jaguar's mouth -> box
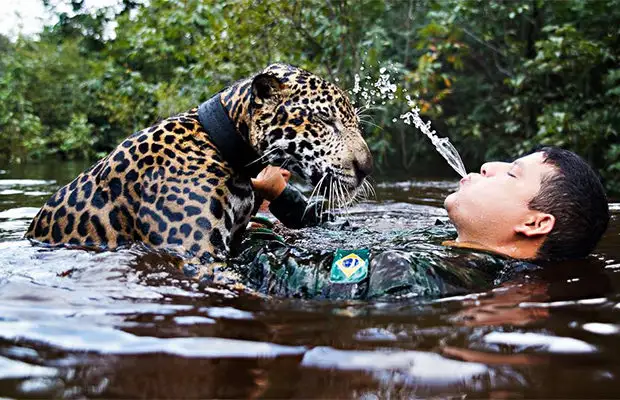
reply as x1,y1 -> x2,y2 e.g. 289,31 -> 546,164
274,158 -> 373,208
305,171 -> 374,214
331,171 -> 362,191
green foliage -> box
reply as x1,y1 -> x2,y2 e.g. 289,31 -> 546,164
49,113 -> 100,159
1,0 -> 619,196
0,46 -> 44,163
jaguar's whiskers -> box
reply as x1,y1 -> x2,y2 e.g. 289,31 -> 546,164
303,173 -> 374,223
245,148 -> 279,167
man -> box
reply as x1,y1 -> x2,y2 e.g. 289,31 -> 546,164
254,146 -> 609,262
240,147 -> 609,298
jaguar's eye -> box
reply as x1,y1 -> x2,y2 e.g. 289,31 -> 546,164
317,113 -> 336,126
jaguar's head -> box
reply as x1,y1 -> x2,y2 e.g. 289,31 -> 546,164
223,63 -> 373,201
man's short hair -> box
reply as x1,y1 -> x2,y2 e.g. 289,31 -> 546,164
528,146 -> 609,261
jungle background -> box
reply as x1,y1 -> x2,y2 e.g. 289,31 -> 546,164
1,0 -> 619,195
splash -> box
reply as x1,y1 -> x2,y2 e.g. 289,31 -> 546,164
350,66 -> 398,109
399,96 -> 467,178
347,62 -> 467,178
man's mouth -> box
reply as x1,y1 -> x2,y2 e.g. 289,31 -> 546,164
459,173 -> 477,186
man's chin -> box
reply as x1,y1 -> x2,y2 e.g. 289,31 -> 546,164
444,191 -> 458,211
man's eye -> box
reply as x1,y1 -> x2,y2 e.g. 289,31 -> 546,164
507,172 -> 517,178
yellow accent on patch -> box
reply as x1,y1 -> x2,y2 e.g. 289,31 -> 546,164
335,253 -> 365,279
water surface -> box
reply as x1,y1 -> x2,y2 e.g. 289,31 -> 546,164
0,161 -> 619,398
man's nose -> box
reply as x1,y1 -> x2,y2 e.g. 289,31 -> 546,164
480,162 -> 492,176
480,162 -> 508,177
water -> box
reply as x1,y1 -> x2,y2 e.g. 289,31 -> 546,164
0,161 -> 619,398
351,65 -> 468,178
399,99 -> 468,178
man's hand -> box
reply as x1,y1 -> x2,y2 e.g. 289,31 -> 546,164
251,166 -> 291,201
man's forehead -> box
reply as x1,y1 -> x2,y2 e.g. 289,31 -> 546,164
515,152 -> 557,176
514,151 -> 544,163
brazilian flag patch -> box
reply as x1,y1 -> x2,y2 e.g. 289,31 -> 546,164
330,249 -> 370,284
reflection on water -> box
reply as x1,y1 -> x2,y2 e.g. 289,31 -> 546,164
0,161 -> 619,398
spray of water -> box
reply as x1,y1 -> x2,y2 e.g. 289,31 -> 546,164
399,96 -> 468,178
348,62 -> 467,179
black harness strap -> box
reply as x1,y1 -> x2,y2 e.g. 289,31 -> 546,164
197,94 -> 265,178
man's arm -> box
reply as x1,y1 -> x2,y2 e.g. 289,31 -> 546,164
268,184 -> 324,228
251,166 -> 325,228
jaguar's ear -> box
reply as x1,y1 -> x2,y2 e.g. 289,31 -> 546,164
250,73 -> 284,106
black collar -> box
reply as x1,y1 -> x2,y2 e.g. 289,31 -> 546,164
197,94 -> 266,177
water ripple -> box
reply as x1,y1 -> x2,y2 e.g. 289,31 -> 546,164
0,320 -> 306,358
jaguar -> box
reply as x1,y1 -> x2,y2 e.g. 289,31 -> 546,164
25,63 -> 373,278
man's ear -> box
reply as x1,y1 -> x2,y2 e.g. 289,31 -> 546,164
250,73 -> 284,106
515,212 -> 556,237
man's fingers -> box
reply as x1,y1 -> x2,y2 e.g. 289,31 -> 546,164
256,165 -> 290,182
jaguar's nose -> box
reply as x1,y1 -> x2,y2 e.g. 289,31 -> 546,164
353,150 -> 373,184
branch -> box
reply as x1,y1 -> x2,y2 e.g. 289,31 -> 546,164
460,26 -> 513,77
459,25 -> 506,58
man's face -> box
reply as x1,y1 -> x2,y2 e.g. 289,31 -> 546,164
444,152 -> 557,244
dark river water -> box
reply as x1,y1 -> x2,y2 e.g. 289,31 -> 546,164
0,161 -> 619,399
